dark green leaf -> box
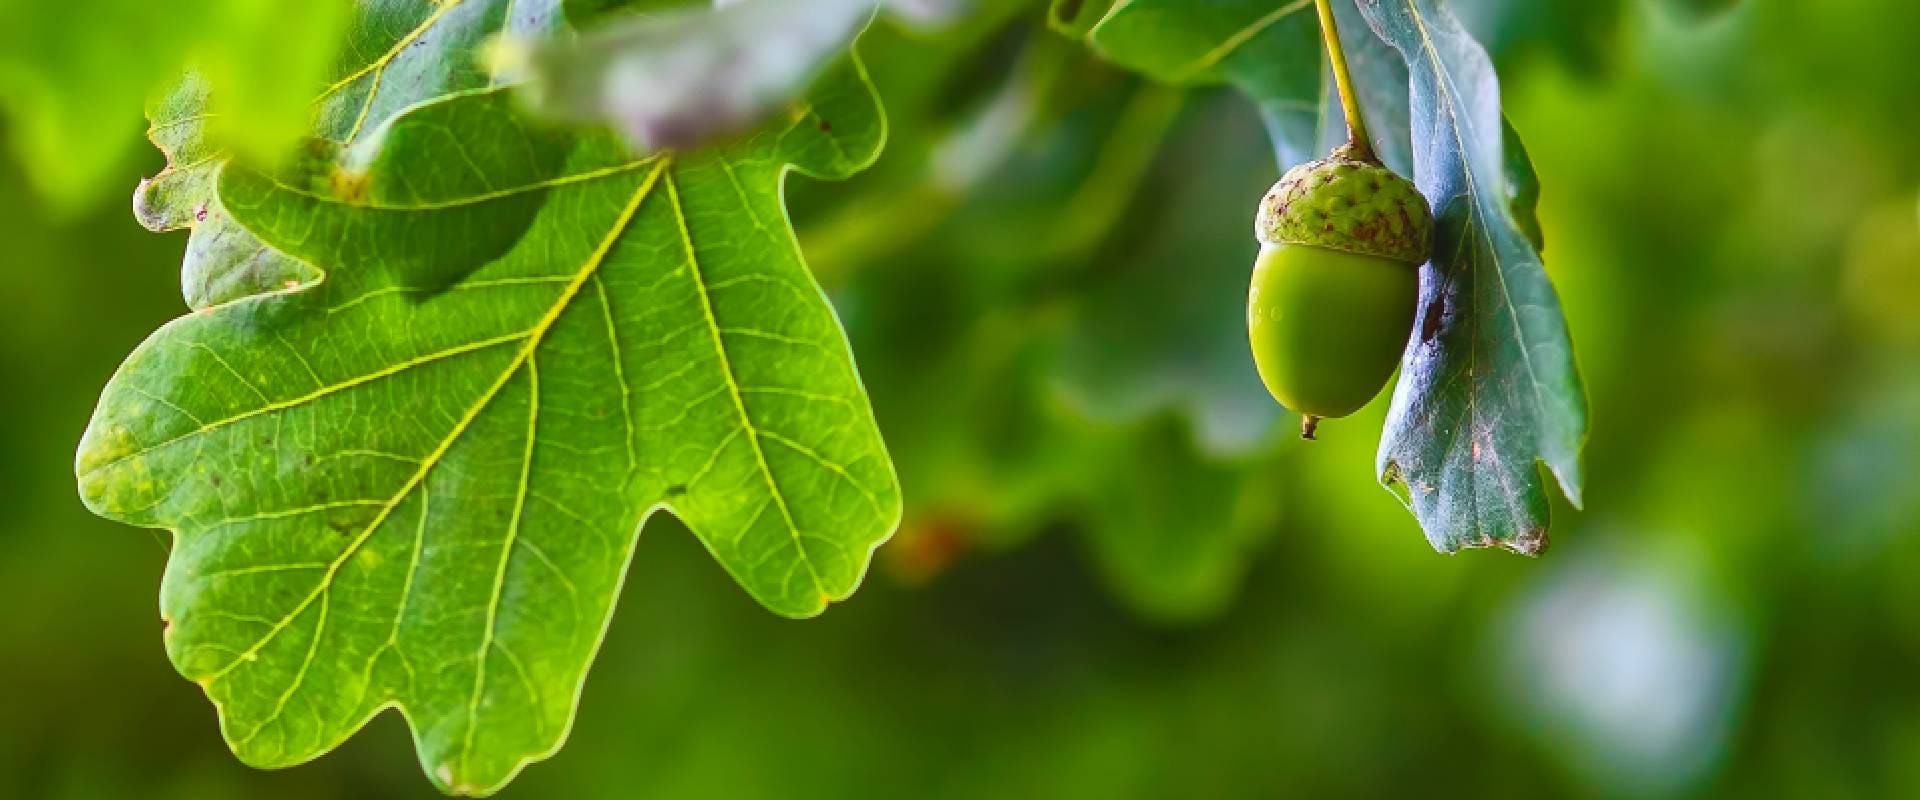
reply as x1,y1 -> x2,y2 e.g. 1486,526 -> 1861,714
1359,0 -> 1588,554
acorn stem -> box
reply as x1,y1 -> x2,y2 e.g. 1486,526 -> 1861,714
1312,0 -> 1376,164
1300,415 -> 1321,440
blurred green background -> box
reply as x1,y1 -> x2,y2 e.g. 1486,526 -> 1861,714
5,0 -> 1920,797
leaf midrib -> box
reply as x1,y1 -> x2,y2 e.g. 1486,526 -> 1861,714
199,161 -> 666,696
1403,2 -> 1551,449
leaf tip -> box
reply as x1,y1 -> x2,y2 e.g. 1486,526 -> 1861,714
1545,456 -> 1586,511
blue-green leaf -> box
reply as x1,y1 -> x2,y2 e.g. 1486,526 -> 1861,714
1359,0 -> 1588,554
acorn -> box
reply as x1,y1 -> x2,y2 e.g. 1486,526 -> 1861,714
1247,145 -> 1434,439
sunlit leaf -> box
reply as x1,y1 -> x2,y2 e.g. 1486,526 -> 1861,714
78,52 -> 898,797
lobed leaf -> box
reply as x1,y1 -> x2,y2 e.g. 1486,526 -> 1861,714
82,33 -> 898,800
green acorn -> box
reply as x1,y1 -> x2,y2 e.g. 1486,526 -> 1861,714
1247,145 -> 1434,439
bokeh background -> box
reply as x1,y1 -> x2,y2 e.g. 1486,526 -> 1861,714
4,0 -> 1920,797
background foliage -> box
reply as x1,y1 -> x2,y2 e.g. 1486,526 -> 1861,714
4,0 -> 1920,797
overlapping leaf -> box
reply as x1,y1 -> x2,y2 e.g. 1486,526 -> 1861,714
1359,0 -> 1587,554
0,0 -> 349,210
80,35 -> 897,800
134,0 -> 555,310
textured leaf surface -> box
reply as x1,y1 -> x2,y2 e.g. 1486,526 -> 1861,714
78,52 -> 898,798
1359,0 -> 1587,554
133,0 -> 552,310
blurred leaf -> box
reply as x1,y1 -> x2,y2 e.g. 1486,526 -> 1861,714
512,0 -> 879,152
1501,117 -> 1545,252
136,0 -> 557,311
841,95 -> 1284,615
1076,0 -> 1323,167
0,0 -> 351,211
1051,92 -> 1282,456
1071,0 -> 1411,169
1045,0 -> 1118,39
1661,0 -> 1743,23
1449,0 -> 1623,78
1074,417 -> 1283,622
514,0 -> 967,154
77,52 -> 898,797
1809,364 -> 1920,557
1360,0 -> 1588,554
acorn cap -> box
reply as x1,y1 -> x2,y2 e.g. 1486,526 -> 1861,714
1255,146 -> 1434,265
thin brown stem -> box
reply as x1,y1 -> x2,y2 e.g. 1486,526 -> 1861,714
1313,0 -> 1375,163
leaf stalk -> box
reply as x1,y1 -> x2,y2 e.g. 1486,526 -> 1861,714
1312,0 -> 1375,163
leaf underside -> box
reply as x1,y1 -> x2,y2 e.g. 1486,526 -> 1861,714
1360,0 -> 1587,555
83,1 -> 898,794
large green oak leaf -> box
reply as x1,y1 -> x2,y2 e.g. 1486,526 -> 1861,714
76,53 -> 899,796
1358,0 -> 1588,554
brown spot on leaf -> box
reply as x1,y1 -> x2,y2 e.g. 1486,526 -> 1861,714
1419,293 -> 1446,344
